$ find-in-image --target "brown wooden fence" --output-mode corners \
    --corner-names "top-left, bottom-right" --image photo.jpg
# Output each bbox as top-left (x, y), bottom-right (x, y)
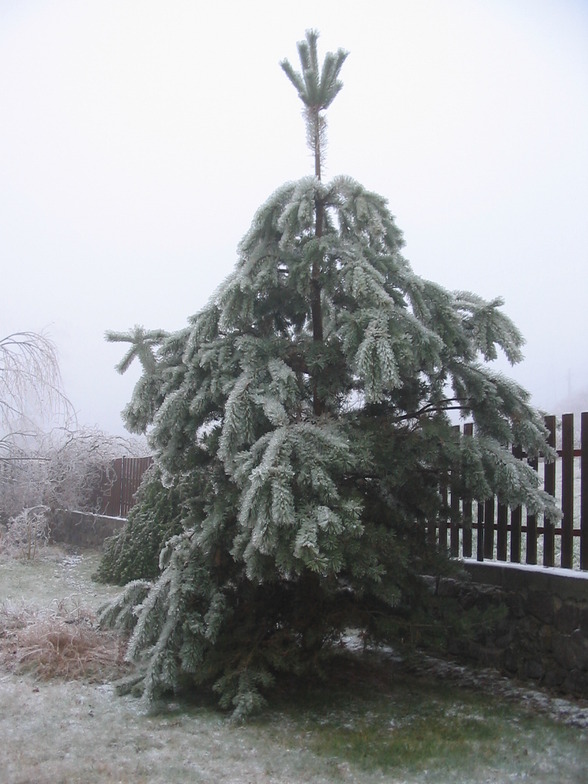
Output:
top-left (95, 413), bottom-right (588, 571)
top-left (96, 456), bottom-right (153, 518)
top-left (437, 412), bottom-right (588, 572)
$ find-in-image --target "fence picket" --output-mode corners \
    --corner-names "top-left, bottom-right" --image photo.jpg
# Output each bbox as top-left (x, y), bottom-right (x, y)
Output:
top-left (561, 413), bottom-right (574, 569)
top-left (583, 413), bottom-right (588, 571)
top-left (462, 423), bottom-right (474, 558)
top-left (450, 482), bottom-right (460, 558)
top-left (439, 483), bottom-right (448, 552)
top-left (510, 444), bottom-right (523, 564)
top-left (497, 502), bottom-right (508, 562)
top-left (484, 497), bottom-right (495, 560)
top-left (526, 453), bottom-right (538, 566)
top-left (543, 415), bottom-right (556, 568)
top-left (476, 502), bottom-right (484, 562)
top-left (510, 505), bottom-right (522, 564)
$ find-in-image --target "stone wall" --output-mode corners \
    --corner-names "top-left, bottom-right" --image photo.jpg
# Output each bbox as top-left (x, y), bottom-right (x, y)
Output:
top-left (48, 509), bottom-right (126, 549)
top-left (432, 560), bottom-right (588, 699)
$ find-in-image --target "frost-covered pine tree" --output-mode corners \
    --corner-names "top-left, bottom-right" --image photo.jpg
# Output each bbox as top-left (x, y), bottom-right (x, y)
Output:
top-left (100, 31), bottom-right (558, 719)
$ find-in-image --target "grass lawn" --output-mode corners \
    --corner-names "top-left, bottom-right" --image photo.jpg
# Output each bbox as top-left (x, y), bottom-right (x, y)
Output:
top-left (1, 546), bottom-right (586, 783)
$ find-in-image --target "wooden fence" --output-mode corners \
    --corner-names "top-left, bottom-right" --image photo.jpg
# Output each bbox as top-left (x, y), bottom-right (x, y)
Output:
top-left (438, 412), bottom-right (588, 572)
top-left (96, 412), bottom-right (588, 571)
top-left (96, 455), bottom-right (153, 518)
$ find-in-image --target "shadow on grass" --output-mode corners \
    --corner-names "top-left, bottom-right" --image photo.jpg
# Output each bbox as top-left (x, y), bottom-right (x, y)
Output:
top-left (234, 650), bottom-right (588, 780)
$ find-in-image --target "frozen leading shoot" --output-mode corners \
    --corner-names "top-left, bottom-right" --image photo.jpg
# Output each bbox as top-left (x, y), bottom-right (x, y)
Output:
top-left (100, 31), bottom-right (558, 719)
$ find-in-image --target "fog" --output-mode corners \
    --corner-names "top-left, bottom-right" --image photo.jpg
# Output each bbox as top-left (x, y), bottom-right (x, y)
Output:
top-left (1, 0), bottom-right (587, 436)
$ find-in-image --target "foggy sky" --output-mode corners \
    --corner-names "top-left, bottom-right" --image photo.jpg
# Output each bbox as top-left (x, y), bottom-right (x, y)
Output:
top-left (1, 0), bottom-right (587, 436)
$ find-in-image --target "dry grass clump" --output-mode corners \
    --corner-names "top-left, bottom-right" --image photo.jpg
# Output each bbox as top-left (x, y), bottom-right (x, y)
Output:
top-left (0, 601), bottom-right (131, 682)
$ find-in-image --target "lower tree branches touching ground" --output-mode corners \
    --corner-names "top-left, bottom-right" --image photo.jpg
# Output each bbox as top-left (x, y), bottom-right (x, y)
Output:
top-left (98, 31), bottom-right (559, 719)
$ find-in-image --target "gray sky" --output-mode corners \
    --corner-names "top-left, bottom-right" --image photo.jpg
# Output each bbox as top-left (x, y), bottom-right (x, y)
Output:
top-left (1, 0), bottom-right (587, 436)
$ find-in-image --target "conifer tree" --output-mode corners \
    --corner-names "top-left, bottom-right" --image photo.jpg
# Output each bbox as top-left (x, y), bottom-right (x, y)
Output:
top-left (99, 31), bottom-right (558, 719)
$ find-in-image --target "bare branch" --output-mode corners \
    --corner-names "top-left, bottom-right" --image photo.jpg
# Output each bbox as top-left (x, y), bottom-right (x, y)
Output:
top-left (0, 331), bottom-right (75, 450)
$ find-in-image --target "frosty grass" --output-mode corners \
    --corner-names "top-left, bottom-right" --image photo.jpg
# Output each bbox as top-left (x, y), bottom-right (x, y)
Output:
top-left (1, 546), bottom-right (587, 784)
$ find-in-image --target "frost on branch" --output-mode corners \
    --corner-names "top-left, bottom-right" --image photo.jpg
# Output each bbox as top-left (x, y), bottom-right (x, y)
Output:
top-left (99, 32), bottom-right (557, 719)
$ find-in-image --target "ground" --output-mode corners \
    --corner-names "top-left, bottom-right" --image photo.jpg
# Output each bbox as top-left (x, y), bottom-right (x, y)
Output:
top-left (1, 546), bottom-right (587, 784)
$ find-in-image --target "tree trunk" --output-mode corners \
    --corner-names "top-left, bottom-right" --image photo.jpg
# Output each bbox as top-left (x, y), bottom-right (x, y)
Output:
top-left (312, 134), bottom-right (325, 415)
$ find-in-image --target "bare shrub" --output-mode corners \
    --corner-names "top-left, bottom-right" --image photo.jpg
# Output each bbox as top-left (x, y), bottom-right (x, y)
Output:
top-left (3, 505), bottom-right (50, 559)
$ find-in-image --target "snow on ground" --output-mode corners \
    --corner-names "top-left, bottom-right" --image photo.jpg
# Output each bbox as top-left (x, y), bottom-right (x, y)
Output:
top-left (1, 546), bottom-right (587, 784)
top-left (0, 676), bottom-right (365, 784)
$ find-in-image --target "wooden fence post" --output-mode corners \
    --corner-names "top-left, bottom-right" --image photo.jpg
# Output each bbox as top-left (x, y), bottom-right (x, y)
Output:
top-left (510, 445), bottom-right (523, 564)
top-left (484, 497), bottom-right (495, 560)
top-left (462, 423), bottom-right (474, 559)
top-left (476, 502), bottom-right (485, 562)
top-left (582, 412), bottom-right (588, 571)
top-left (561, 413), bottom-right (574, 568)
top-left (497, 501), bottom-right (508, 562)
top-left (526, 451), bottom-right (538, 566)
top-left (543, 415), bottom-right (556, 567)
